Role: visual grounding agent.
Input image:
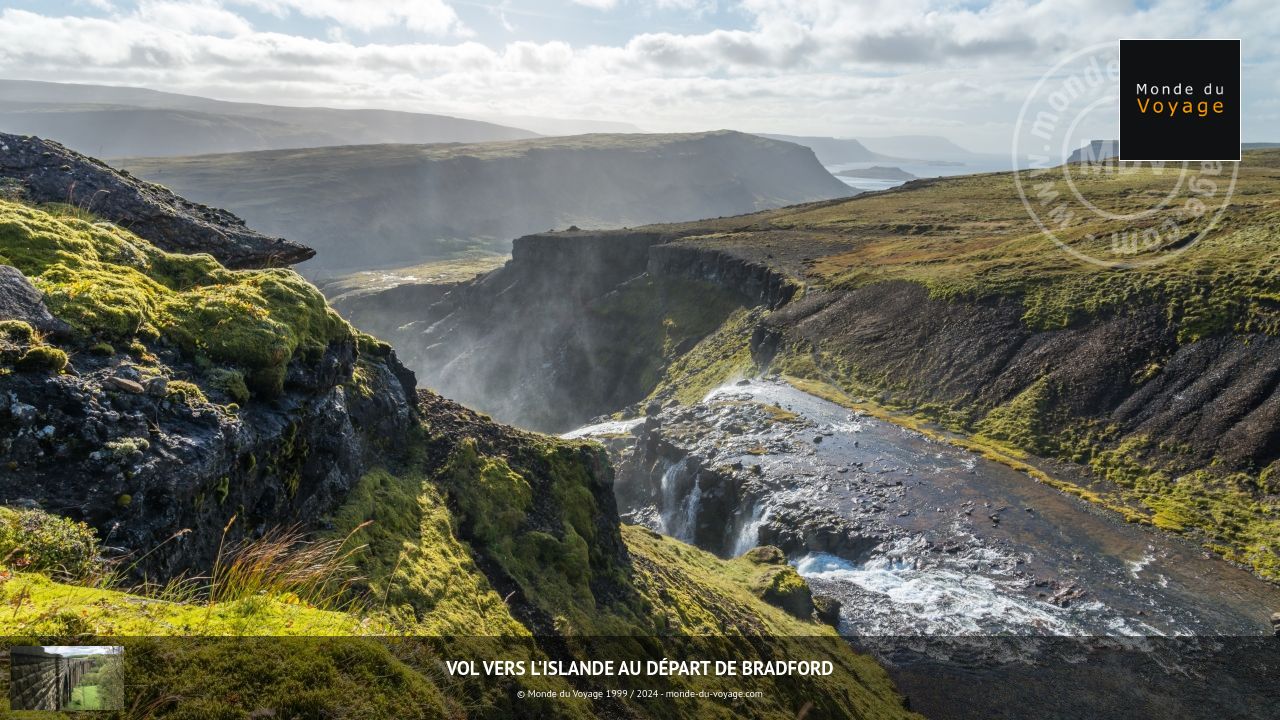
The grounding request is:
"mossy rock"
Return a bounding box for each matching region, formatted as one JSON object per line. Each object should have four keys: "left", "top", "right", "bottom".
{"left": 0, "top": 199, "right": 356, "bottom": 400}
{"left": 14, "top": 345, "right": 67, "bottom": 373}
{"left": 742, "top": 545, "right": 787, "bottom": 565}
{"left": 751, "top": 565, "right": 814, "bottom": 619}
{"left": 207, "top": 367, "right": 250, "bottom": 404}
{"left": 356, "top": 332, "right": 393, "bottom": 358}
{"left": 166, "top": 380, "right": 208, "bottom": 405}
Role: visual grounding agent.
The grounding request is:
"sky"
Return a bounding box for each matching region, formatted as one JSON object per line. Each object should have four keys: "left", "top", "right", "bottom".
{"left": 0, "top": 0, "right": 1275, "bottom": 153}
{"left": 38, "top": 645, "right": 123, "bottom": 656}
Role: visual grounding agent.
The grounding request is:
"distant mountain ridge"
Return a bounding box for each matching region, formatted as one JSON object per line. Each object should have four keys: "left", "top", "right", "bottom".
{"left": 119, "top": 130, "right": 855, "bottom": 275}
{"left": 0, "top": 79, "right": 538, "bottom": 156}
{"left": 758, "top": 134, "right": 889, "bottom": 164}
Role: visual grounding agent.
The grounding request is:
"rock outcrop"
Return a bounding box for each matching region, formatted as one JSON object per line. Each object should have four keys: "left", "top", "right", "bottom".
{"left": 0, "top": 133, "right": 313, "bottom": 268}
{"left": 0, "top": 145, "right": 407, "bottom": 575}
{"left": 376, "top": 226, "right": 778, "bottom": 431}
{"left": 0, "top": 265, "right": 70, "bottom": 338}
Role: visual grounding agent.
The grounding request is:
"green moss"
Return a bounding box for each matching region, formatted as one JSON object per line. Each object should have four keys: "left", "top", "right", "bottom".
{"left": 647, "top": 307, "right": 758, "bottom": 406}
{"left": 88, "top": 341, "right": 115, "bottom": 356}
{"left": 0, "top": 319, "right": 35, "bottom": 344}
{"left": 327, "top": 467, "right": 529, "bottom": 636}
{"left": 750, "top": 564, "right": 814, "bottom": 619}
{"left": 104, "top": 436, "right": 150, "bottom": 459}
{"left": 165, "top": 380, "right": 207, "bottom": 405}
{"left": 356, "top": 331, "right": 393, "bottom": 358}
{"left": 0, "top": 573, "right": 379, "bottom": 636}
{"left": 1260, "top": 462, "right": 1280, "bottom": 495}
{"left": 346, "top": 362, "right": 376, "bottom": 399}
{"left": 104, "top": 637, "right": 451, "bottom": 720}
{"left": 0, "top": 199, "right": 356, "bottom": 400}
{"left": 446, "top": 440, "right": 532, "bottom": 545}
{"left": 0, "top": 507, "right": 100, "bottom": 581}
{"left": 13, "top": 345, "right": 67, "bottom": 373}
{"left": 975, "top": 377, "right": 1057, "bottom": 455}
{"left": 207, "top": 367, "right": 250, "bottom": 404}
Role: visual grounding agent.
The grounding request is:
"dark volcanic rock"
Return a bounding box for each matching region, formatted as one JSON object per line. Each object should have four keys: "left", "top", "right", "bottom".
{"left": 0, "top": 133, "right": 313, "bottom": 268}
{"left": 0, "top": 334, "right": 419, "bottom": 579}
{"left": 0, "top": 265, "right": 70, "bottom": 337}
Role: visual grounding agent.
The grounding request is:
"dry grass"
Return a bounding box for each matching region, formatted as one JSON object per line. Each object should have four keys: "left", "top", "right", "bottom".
{"left": 208, "top": 518, "right": 372, "bottom": 611}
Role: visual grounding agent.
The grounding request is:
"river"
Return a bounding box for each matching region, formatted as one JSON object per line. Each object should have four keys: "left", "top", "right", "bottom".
{"left": 567, "top": 377, "right": 1280, "bottom": 718}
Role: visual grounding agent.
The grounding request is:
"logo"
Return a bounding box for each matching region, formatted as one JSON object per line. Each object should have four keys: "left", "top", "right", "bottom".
{"left": 1011, "top": 42, "right": 1238, "bottom": 269}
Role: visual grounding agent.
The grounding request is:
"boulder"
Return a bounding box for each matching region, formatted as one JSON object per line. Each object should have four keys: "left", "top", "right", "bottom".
{"left": 0, "top": 134, "right": 312, "bottom": 269}
{"left": 0, "top": 266, "right": 70, "bottom": 337}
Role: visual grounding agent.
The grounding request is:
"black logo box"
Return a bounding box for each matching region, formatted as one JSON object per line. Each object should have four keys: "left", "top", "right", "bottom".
{"left": 1119, "top": 39, "right": 1240, "bottom": 161}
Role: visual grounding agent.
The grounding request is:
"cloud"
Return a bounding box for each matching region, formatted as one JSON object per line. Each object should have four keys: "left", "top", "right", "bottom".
{"left": 0, "top": 1, "right": 1274, "bottom": 151}
{"left": 137, "top": 0, "right": 253, "bottom": 36}
{"left": 569, "top": 0, "right": 620, "bottom": 9}
{"left": 228, "top": 0, "right": 467, "bottom": 35}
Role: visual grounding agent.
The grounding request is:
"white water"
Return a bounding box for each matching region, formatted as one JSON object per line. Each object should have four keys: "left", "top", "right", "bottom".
{"left": 676, "top": 477, "right": 702, "bottom": 543}
{"left": 1127, "top": 548, "right": 1156, "bottom": 578}
{"left": 795, "top": 551, "right": 1085, "bottom": 635}
{"left": 560, "top": 418, "right": 644, "bottom": 439}
{"left": 658, "top": 458, "right": 689, "bottom": 537}
{"left": 732, "top": 504, "right": 768, "bottom": 557}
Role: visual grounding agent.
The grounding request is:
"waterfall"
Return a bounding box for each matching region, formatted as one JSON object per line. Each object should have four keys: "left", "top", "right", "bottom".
{"left": 732, "top": 504, "right": 768, "bottom": 557}
{"left": 658, "top": 458, "right": 689, "bottom": 536}
{"left": 676, "top": 477, "right": 702, "bottom": 543}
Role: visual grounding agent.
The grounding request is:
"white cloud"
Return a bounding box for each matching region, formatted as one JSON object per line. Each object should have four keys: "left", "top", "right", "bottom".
{"left": 137, "top": 0, "right": 253, "bottom": 36}
{"left": 229, "top": 0, "right": 467, "bottom": 35}
{"left": 0, "top": 1, "right": 1274, "bottom": 151}
{"left": 569, "top": 0, "right": 620, "bottom": 10}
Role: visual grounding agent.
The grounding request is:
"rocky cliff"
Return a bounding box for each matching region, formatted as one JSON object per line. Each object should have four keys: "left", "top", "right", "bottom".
{"left": 0, "top": 199, "right": 416, "bottom": 578}
{"left": 377, "top": 218, "right": 804, "bottom": 432}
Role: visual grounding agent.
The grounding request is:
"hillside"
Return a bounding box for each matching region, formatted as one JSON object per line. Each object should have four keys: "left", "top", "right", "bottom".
{"left": 0, "top": 79, "right": 537, "bottom": 157}
{"left": 0, "top": 134, "right": 915, "bottom": 719}
{"left": 375, "top": 151, "right": 1280, "bottom": 584}
{"left": 119, "top": 131, "right": 855, "bottom": 275}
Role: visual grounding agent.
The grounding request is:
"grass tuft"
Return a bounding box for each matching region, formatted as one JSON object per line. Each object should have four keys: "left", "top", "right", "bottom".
{"left": 209, "top": 521, "right": 372, "bottom": 612}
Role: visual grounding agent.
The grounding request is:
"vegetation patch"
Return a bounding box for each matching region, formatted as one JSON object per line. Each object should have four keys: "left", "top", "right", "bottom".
{"left": 0, "top": 199, "right": 357, "bottom": 399}
{"left": 13, "top": 345, "right": 67, "bottom": 373}
{"left": 0, "top": 507, "right": 101, "bottom": 581}
{"left": 646, "top": 308, "right": 759, "bottom": 406}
